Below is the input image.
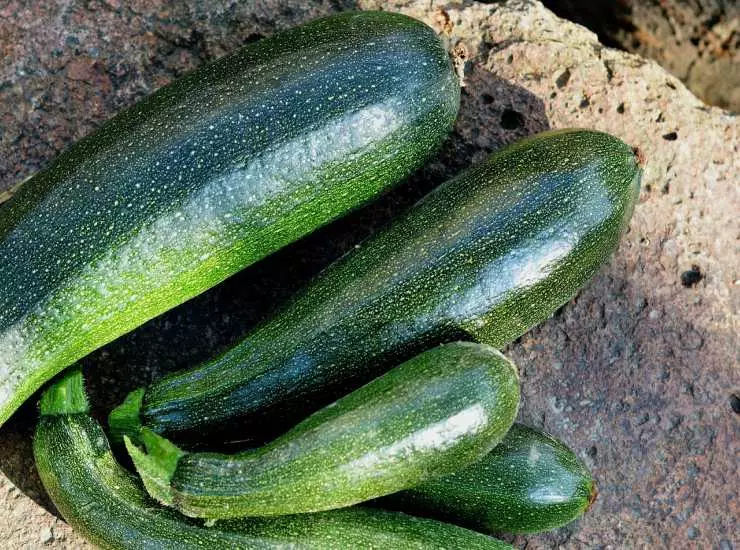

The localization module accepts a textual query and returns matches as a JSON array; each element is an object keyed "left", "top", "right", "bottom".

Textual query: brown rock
[
  {"left": 65, "top": 58, "right": 96, "bottom": 82},
  {"left": 1, "top": 1, "right": 737, "bottom": 548},
  {"left": 542, "top": 0, "right": 740, "bottom": 111}
]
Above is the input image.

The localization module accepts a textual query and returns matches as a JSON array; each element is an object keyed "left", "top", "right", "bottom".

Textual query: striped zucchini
[
  {"left": 112, "top": 129, "right": 641, "bottom": 444},
  {"left": 125, "top": 342, "right": 520, "bottom": 519},
  {"left": 381, "top": 423, "right": 596, "bottom": 534},
  {"left": 34, "top": 369, "right": 513, "bottom": 549},
  {"left": 0, "top": 10, "right": 460, "bottom": 426}
]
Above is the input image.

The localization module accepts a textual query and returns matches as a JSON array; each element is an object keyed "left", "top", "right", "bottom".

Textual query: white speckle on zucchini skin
[
  {"left": 441, "top": 234, "right": 578, "bottom": 325},
  {"left": 35, "top": 370, "right": 514, "bottom": 549},
  {"left": 0, "top": 11, "right": 461, "bottom": 425},
  {"left": 343, "top": 403, "right": 490, "bottom": 475},
  {"left": 0, "top": 325, "right": 29, "bottom": 407},
  {"left": 129, "top": 129, "right": 640, "bottom": 443},
  {"left": 381, "top": 423, "right": 595, "bottom": 534},
  {"left": 128, "top": 343, "right": 519, "bottom": 519}
]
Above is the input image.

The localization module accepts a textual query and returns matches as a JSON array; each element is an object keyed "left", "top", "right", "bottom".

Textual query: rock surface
[
  {"left": 542, "top": 0, "right": 740, "bottom": 111},
  {"left": 0, "top": 1, "right": 737, "bottom": 548}
]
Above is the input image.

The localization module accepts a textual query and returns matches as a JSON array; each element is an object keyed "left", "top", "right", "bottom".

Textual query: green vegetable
[
  {"left": 0, "top": 10, "right": 460, "bottom": 427},
  {"left": 380, "top": 423, "right": 596, "bottom": 534},
  {"left": 34, "top": 369, "right": 513, "bottom": 549},
  {"left": 112, "top": 128, "right": 641, "bottom": 445},
  {"left": 125, "top": 342, "right": 520, "bottom": 519}
]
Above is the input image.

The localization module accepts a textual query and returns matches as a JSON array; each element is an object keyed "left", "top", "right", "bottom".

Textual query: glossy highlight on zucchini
[
  {"left": 380, "top": 423, "right": 596, "bottom": 534},
  {"left": 0, "top": 10, "right": 460, "bottom": 427},
  {"left": 112, "top": 129, "right": 641, "bottom": 444},
  {"left": 33, "top": 370, "right": 513, "bottom": 550},
  {"left": 125, "top": 342, "right": 520, "bottom": 519}
]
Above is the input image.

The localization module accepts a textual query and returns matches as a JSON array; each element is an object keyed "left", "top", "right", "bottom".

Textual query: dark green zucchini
[
  {"left": 379, "top": 423, "right": 596, "bottom": 534},
  {"left": 125, "top": 342, "right": 520, "bottom": 519},
  {"left": 34, "top": 369, "right": 513, "bottom": 550},
  {"left": 111, "top": 128, "right": 642, "bottom": 444},
  {"left": 0, "top": 10, "right": 460, "bottom": 427}
]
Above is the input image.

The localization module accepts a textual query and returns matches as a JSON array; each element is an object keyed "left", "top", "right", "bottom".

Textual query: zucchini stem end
[
  {"left": 39, "top": 369, "right": 89, "bottom": 416},
  {"left": 108, "top": 388, "right": 145, "bottom": 445},
  {"left": 125, "top": 428, "right": 186, "bottom": 507}
]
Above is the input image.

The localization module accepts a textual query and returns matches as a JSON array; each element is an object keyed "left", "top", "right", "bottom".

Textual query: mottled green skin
[
  {"left": 0, "top": 11, "right": 460, "bottom": 427},
  {"left": 114, "top": 129, "right": 641, "bottom": 444},
  {"left": 34, "top": 371, "right": 513, "bottom": 550},
  {"left": 127, "top": 343, "right": 520, "bottom": 519},
  {"left": 381, "top": 423, "right": 595, "bottom": 534}
]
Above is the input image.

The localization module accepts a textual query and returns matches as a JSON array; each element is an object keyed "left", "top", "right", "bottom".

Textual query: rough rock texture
[
  {"left": 0, "top": 1, "right": 737, "bottom": 549},
  {"left": 542, "top": 0, "right": 740, "bottom": 111}
]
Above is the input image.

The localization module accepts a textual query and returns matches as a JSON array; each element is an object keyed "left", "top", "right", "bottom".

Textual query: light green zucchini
[
  {"left": 125, "top": 342, "right": 520, "bottom": 519},
  {"left": 33, "top": 369, "right": 512, "bottom": 549},
  {"left": 0, "top": 10, "right": 460, "bottom": 427},
  {"left": 380, "top": 423, "right": 596, "bottom": 534},
  {"left": 112, "top": 128, "right": 641, "bottom": 445}
]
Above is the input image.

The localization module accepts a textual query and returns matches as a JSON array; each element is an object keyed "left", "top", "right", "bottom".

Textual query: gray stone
[{"left": 39, "top": 527, "right": 54, "bottom": 544}]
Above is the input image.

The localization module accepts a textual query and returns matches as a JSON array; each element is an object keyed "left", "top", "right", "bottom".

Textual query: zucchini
[
  {"left": 34, "top": 369, "right": 513, "bottom": 550},
  {"left": 380, "top": 423, "right": 596, "bottom": 534},
  {"left": 125, "top": 342, "right": 520, "bottom": 519},
  {"left": 111, "top": 128, "right": 642, "bottom": 444},
  {"left": 0, "top": 10, "right": 460, "bottom": 427}
]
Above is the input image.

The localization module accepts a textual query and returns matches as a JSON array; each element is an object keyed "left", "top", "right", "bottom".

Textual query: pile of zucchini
[{"left": 1, "top": 11, "right": 641, "bottom": 550}]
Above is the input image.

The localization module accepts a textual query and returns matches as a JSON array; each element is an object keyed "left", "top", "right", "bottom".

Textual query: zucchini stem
[
  {"left": 108, "top": 388, "right": 144, "bottom": 444},
  {"left": 38, "top": 369, "right": 89, "bottom": 416},
  {"left": 124, "top": 428, "right": 186, "bottom": 507}
]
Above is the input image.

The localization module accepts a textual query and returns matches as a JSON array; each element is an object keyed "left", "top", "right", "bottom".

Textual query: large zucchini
[
  {"left": 0, "top": 11, "right": 459, "bottom": 426},
  {"left": 112, "top": 129, "right": 641, "bottom": 443},
  {"left": 380, "top": 423, "right": 596, "bottom": 534},
  {"left": 34, "top": 369, "right": 512, "bottom": 549},
  {"left": 125, "top": 342, "right": 520, "bottom": 519}
]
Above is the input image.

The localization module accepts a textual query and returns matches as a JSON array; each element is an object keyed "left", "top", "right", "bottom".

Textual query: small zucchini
[
  {"left": 0, "top": 10, "right": 460, "bottom": 427},
  {"left": 125, "top": 342, "right": 520, "bottom": 519},
  {"left": 380, "top": 423, "right": 596, "bottom": 534},
  {"left": 112, "top": 129, "right": 641, "bottom": 444},
  {"left": 34, "top": 369, "right": 513, "bottom": 549}
]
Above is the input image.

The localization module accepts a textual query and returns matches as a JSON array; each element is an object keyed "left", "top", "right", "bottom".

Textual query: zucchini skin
[
  {"left": 126, "top": 342, "right": 520, "bottom": 519},
  {"left": 0, "top": 10, "right": 460, "bottom": 427},
  {"left": 380, "top": 423, "right": 596, "bottom": 534},
  {"left": 114, "top": 128, "right": 641, "bottom": 443},
  {"left": 34, "top": 371, "right": 513, "bottom": 550}
]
